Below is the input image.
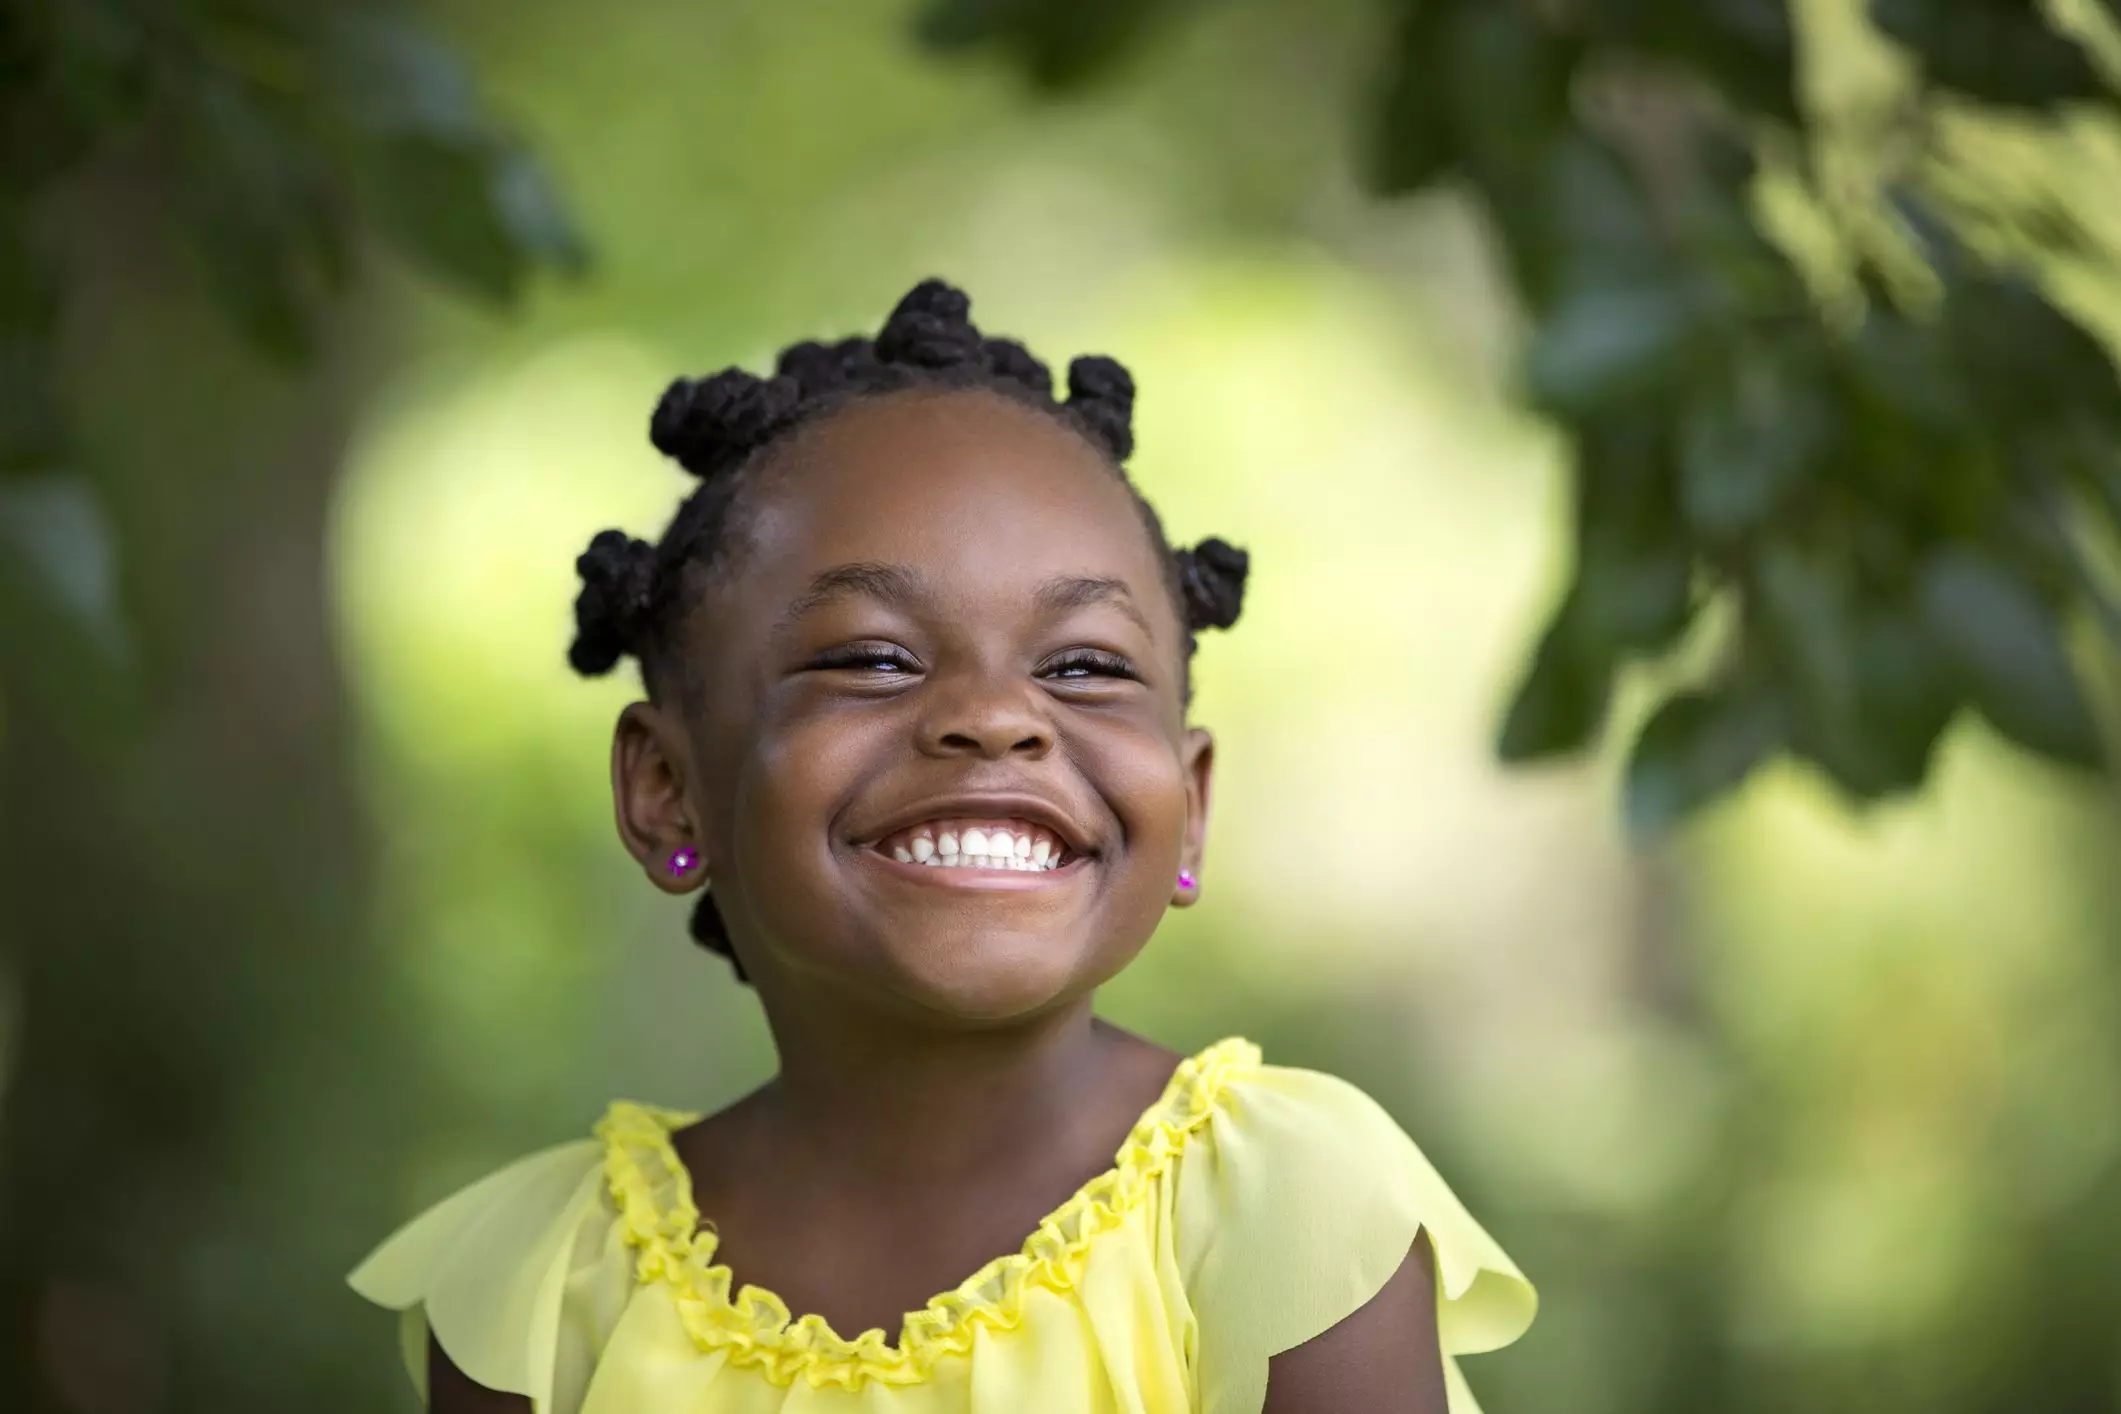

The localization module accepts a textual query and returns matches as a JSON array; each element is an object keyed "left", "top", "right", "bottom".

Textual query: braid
[
  {"left": 567, "top": 278, "right": 1249, "bottom": 980},
  {"left": 1064, "top": 354, "right": 1135, "bottom": 461},
  {"left": 567, "top": 530, "right": 657, "bottom": 677},
  {"left": 873, "top": 278, "right": 985, "bottom": 369},
  {"left": 649, "top": 369, "right": 806, "bottom": 478},
  {"left": 1175, "top": 536, "right": 1250, "bottom": 635}
]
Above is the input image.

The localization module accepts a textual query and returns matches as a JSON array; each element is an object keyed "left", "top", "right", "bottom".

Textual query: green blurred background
[{"left": 6, "top": 0, "right": 2121, "bottom": 1410}]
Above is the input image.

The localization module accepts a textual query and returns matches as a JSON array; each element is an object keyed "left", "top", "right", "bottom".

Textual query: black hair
[{"left": 567, "top": 278, "right": 1248, "bottom": 978}]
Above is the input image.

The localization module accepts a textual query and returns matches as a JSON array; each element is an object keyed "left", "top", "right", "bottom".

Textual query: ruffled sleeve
[
  {"left": 347, "top": 1137, "right": 627, "bottom": 1414},
  {"left": 1176, "top": 1063, "right": 1537, "bottom": 1414}
]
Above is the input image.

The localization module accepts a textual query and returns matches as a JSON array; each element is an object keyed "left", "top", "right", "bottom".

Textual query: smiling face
[{"left": 612, "top": 387, "right": 1214, "bottom": 1027}]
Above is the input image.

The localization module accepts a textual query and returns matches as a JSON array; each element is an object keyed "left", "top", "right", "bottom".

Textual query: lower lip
[{"left": 856, "top": 847, "right": 1091, "bottom": 890}]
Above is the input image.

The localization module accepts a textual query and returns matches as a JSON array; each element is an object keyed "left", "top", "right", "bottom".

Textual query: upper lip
[{"left": 853, "top": 792, "right": 1095, "bottom": 857}]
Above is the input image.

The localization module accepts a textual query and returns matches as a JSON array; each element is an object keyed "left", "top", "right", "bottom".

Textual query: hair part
[{"left": 568, "top": 278, "right": 1249, "bottom": 979}]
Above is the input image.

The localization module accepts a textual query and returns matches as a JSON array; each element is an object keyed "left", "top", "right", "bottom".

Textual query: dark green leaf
[
  {"left": 490, "top": 145, "right": 589, "bottom": 276},
  {"left": 1753, "top": 542, "right": 1861, "bottom": 763},
  {"left": 1632, "top": 0, "right": 1803, "bottom": 124},
  {"left": 1366, "top": 0, "right": 1457, "bottom": 195},
  {"left": 1847, "top": 605, "right": 1962, "bottom": 795},
  {"left": 0, "top": 478, "right": 139, "bottom": 747},
  {"left": 1525, "top": 280, "right": 1702, "bottom": 417},
  {"left": 1580, "top": 537, "right": 1694, "bottom": 653},
  {"left": 0, "top": 476, "right": 128, "bottom": 661},
  {"left": 1841, "top": 304, "right": 1969, "bottom": 435},
  {"left": 1703, "top": 0, "right": 1803, "bottom": 109},
  {"left": 323, "top": 11, "right": 486, "bottom": 137},
  {"left": 1871, "top": 0, "right": 2106, "bottom": 108},
  {"left": 1498, "top": 597, "right": 1615, "bottom": 761},
  {"left": 916, "top": 0, "right": 1181, "bottom": 89},
  {"left": 1574, "top": 417, "right": 1695, "bottom": 653},
  {"left": 190, "top": 212, "right": 316, "bottom": 362},
  {"left": 1918, "top": 547, "right": 2103, "bottom": 768},
  {"left": 171, "top": 78, "right": 336, "bottom": 362},
  {"left": 1443, "top": 6, "right": 1581, "bottom": 177},
  {"left": 359, "top": 132, "right": 528, "bottom": 305},
  {"left": 1482, "top": 133, "right": 1666, "bottom": 314},
  {"left": 1945, "top": 273, "right": 2120, "bottom": 427},
  {"left": 1625, "top": 681, "right": 1785, "bottom": 838},
  {"left": 1679, "top": 356, "right": 1828, "bottom": 538},
  {"left": 2085, "top": 443, "right": 2121, "bottom": 532},
  {"left": 1550, "top": 134, "right": 1667, "bottom": 284}
]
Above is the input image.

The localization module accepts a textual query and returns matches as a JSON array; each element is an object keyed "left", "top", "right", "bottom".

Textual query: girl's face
[{"left": 617, "top": 388, "right": 1213, "bottom": 1026}]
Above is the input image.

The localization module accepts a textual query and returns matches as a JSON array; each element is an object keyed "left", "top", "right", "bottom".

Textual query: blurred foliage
[
  {"left": 923, "top": 0, "right": 2121, "bottom": 836},
  {"left": 0, "top": 1, "right": 580, "bottom": 1408},
  {"left": 1, "top": 0, "right": 582, "bottom": 363},
  {"left": 0, "top": 0, "right": 580, "bottom": 716}
]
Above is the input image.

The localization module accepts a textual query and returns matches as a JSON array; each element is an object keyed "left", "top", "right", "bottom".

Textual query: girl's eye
[
  {"left": 1042, "top": 649, "right": 1140, "bottom": 682},
  {"left": 809, "top": 644, "right": 920, "bottom": 675}
]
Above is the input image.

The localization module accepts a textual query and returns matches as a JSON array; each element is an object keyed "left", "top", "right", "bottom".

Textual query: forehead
[{"left": 730, "top": 389, "right": 1171, "bottom": 616}]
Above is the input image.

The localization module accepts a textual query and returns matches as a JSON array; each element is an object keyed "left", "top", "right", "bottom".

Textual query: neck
[{"left": 751, "top": 994, "right": 1131, "bottom": 1193}]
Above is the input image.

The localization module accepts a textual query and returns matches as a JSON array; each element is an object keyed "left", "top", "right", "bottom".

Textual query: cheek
[
  {"left": 716, "top": 719, "right": 876, "bottom": 960},
  {"left": 1085, "top": 727, "right": 1193, "bottom": 865},
  {"left": 734, "top": 706, "right": 885, "bottom": 855}
]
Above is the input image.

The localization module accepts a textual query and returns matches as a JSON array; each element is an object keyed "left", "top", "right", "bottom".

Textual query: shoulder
[
  {"left": 1178, "top": 1057, "right": 1537, "bottom": 1412},
  {"left": 1259, "top": 1229, "right": 1447, "bottom": 1414},
  {"left": 348, "top": 1109, "right": 657, "bottom": 1408},
  {"left": 1182, "top": 1060, "right": 1466, "bottom": 1259},
  {"left": 1207, "top": 1059, "right": 1427, "bottom": 1183}
]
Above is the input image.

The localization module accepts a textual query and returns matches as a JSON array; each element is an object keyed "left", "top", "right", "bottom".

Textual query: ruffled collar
[{"left": 594, "top": 1035, "right": 1260, "bottom": 1390}]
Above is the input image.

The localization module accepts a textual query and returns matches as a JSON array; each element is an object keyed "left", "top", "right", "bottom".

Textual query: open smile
[{"left": 855, "top": 816, "right": 1091, "bottom": 889}]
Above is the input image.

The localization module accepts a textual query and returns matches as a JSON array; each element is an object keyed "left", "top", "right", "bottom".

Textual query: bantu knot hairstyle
[
  {"left": 567, "top": 278, "right": 1249, "bottom": 980},
  {"left": 1175, "top": 536, "right": 1248, "bottom": 632}
]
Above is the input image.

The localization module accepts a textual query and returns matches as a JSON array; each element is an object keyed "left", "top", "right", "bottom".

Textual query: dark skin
[{"left": 428, "top": 389, "right": 1447, "bottom": 1412}]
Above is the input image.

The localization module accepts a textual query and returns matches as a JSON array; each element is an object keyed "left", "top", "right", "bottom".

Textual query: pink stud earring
[
  {"left": 669, "top": 846, "right": 700, "bottom": 877},
  {"left": 1177, "top": 869, "right": 1196, "bottom": 890}
]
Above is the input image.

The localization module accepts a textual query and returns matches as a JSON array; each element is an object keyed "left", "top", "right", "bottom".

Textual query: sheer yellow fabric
[{"left": 349, "top": 1038, "right": 1536, "bottom": 1413}]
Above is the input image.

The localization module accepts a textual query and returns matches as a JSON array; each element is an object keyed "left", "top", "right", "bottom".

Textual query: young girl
[{"left": 349, "top": 280, "right": 1537, "bottom": 1414}]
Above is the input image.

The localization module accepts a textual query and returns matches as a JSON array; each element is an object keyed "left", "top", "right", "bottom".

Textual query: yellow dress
[{"left": 348, "top": 1038, "right": 1536, "bottom": 1413}]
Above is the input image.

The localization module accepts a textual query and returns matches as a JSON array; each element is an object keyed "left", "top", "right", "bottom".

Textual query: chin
[{"left": 874, "top": 930, "right": 1111, "bottom": 1026}]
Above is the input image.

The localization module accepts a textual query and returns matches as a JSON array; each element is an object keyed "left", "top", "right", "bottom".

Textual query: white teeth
[
  {"left": 875, "top": 822, "right": 1075, "bottom": 872},
  {"left": 913, "top": 851, "right": 1059, "bottom": 872}
]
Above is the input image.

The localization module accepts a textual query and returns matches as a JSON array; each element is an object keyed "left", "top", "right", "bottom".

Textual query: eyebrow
[
  {"left": 1034, "top": 574, "right": 1155, "bottom": 639},
  {"left": 773, "top": 562, "right": 926, "bottom": 638},
  {"left": 773, "top": 563, "right": 1155, "bottom": 640}
]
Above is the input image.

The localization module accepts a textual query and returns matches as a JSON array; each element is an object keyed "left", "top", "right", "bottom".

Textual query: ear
[
  {"left": 612, "top": 700, "right": 709, "bottom": 893},
  {"left": 1173, "top": 727, "right": 1214, "bottom": 907}
]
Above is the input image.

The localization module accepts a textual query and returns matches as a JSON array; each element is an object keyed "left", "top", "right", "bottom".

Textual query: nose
[{"left": 917, "top": 666, "right": 1053, "bottom": 760}]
